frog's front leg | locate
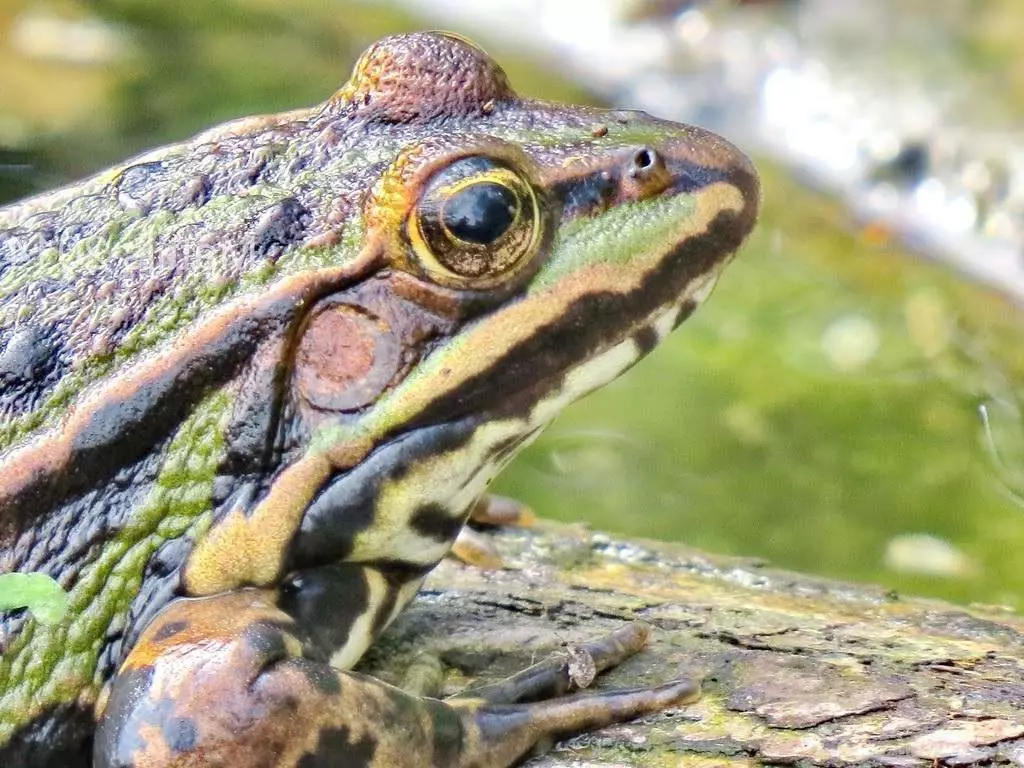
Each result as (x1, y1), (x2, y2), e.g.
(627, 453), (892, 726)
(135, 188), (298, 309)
(95, 573), (695, 768)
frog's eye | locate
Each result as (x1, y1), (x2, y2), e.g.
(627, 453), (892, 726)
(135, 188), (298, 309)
(408, 156), (542, 285)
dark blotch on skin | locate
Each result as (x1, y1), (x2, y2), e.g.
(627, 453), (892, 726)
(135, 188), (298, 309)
(242, 620), (292, 662)
(632, 325), (659, 357)
(164, 717), (199, 753)
(672, 299), (698, 330)
(0, 323), (66, 416)
(296, 725), (377, 768)
(409, 502), (463, 544)
(278, 566), (370, 658)
(249, 198), (311, 259)
(151, 619), (189, 642)
(288, 419), (477, 569)
(93, 665), (159, 766)
(0, 700), (95, 768)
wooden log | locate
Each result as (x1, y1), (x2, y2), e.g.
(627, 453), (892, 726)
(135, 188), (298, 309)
(361, 522), (1024, 767)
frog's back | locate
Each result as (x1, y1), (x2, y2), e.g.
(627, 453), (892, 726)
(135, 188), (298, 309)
(0, 74), (389, 765)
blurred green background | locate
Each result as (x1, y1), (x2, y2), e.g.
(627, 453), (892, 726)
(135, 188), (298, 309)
(3, 0), (1024, 609)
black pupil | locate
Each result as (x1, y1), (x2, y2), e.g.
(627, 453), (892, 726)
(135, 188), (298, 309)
(442, 182), (517, 245)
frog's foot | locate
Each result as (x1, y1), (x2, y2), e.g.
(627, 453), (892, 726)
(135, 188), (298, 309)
(95, 594), (696, 768)
(446, 621), (699, 765)
(451, 494), (536, 568)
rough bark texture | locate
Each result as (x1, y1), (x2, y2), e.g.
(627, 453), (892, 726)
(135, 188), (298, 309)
(361, 523), (1024, 767)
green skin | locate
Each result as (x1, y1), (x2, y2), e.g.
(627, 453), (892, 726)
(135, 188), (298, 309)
(0, 32), (759, 768)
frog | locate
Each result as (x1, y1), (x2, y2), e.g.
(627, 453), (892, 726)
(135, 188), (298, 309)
(0, 31), (759, 768)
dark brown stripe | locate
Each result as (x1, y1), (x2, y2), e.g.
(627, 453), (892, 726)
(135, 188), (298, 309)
(673, 298), (699, 330)
(0, 261), (376, 548)
(632, 325), (659, 357)
(549, 157), (731, 214)
(403, 176), (757, 433)
(409, 502), (463, 544)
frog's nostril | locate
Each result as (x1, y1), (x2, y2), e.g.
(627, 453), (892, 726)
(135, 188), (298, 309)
(630, 148), (671, 178)
(633, 148), (655, 170)
(625, 147), (671, 197)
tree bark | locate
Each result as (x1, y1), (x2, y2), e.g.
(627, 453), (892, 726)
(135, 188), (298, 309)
(361, 523), (1024, 767)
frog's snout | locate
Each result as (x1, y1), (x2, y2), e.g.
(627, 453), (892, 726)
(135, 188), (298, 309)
(658, 126), (761, 216)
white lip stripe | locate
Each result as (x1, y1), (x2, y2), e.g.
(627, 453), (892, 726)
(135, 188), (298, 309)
(651, 304), (679, 342)
(348, 337), (642, 567)
(328, 568), (388, 670)
(690, 270), (720, 306)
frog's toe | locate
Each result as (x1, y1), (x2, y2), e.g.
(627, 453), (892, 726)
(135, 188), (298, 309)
(469, 494), (536, 528)
(95, 597), (693, 768)
(451, 526), (505, 569)
(457, 621), (663, 704)
(415, 622), (699, 767)
(451, 676), (699, 767)
(446, 623), (699, 766)
(450, 495), (537, 569)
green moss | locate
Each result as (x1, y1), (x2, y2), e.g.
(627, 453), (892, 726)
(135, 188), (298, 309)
(0, 388), (230, 739)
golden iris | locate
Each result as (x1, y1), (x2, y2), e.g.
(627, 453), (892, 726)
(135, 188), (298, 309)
(408, 156), (541, 285)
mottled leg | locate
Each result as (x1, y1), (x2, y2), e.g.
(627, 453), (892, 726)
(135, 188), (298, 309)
(451, 494), (536, 568)
(95, 593), (695, 768)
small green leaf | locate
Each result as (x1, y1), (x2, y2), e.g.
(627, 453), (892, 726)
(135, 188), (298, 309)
(0, 572), (69, 624)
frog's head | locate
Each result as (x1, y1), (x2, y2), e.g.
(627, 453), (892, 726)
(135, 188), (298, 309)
(182, 32), (758, 595)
